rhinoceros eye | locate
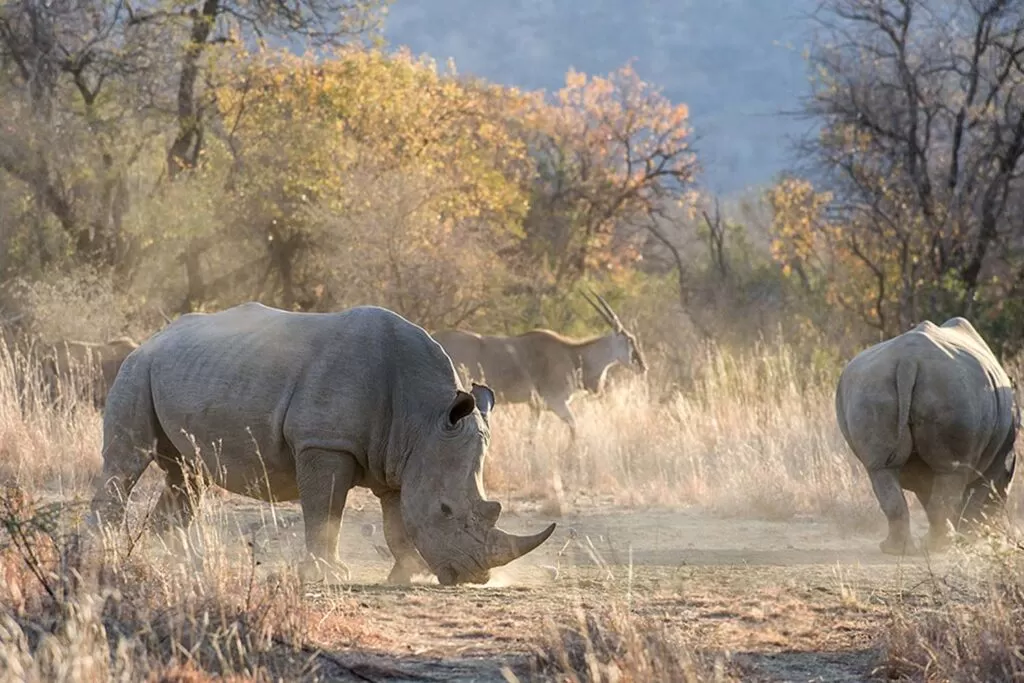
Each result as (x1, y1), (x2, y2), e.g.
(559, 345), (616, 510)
(440, 503), (454, 519)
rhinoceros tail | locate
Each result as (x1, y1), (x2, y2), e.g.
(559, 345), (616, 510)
(887, 358), (918, 467)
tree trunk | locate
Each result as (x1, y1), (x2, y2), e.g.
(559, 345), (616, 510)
(167, 0), (219, 179)
(179, 241), (206, 313)
(642, 218), (714, 342)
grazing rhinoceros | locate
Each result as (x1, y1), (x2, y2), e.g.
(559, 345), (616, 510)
(835, 317), (1019, 555)
(88, 302), (556, 585)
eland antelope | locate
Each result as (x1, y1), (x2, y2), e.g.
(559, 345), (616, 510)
(40, 337), (140, 410)
(432, 291), (647, 443)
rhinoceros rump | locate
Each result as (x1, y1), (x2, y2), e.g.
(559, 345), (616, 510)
(835, 317), (1019, 555)
(88, 302), (556, 585)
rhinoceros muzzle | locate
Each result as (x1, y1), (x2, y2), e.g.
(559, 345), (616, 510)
(434, 522), (557, 586)
(432, 528), (561, 585)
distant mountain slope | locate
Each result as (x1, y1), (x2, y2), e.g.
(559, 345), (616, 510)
(382, 0), (818, 196)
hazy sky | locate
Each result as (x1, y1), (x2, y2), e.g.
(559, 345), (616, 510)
(382, 0), (818, 196)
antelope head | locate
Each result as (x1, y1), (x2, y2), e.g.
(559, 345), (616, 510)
(581, 289), (647, 374)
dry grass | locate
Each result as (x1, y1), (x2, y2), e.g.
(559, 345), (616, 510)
(527, 606), (736, 683)
(0, 341), (102, 497)
(0, 484), (329, 682)
(881, 540), (1024, 682)
(485, 339), (884, 531)
(6, 329), (1024, 681)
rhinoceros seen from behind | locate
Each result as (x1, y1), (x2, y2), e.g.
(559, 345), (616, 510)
(88, 302), (556, 585)
(835, 317), (1019, 555)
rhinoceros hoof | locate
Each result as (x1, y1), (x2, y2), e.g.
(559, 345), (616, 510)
(386, 568), (415, 585)
(879, 536), (918, 556)
(386, 558), (430, 585)
(923, 532), (954, 554)
(298, 558), (351, 585)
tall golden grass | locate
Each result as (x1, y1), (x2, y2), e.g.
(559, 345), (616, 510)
(7, 331), (1020, 534)
(0, 342), (102, 497)
(3, 333), (1024, 681)
(528, 605), (735, 682)
(2, 333), (887, 522)
(484, 339), (884, 527)
(0, 479), (330, 682)
(881, 539), (1024, 681)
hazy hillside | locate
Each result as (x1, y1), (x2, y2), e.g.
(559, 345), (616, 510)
(383, 0), (818, 196)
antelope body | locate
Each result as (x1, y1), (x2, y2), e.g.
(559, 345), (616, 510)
(0, 330), (138, 412)
(41, 337), (139, 410)
(433, 292), (646, 442)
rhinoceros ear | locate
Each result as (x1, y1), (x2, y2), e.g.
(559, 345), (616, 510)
(471, 382), (495, 420)
(446, 390), (477, 428)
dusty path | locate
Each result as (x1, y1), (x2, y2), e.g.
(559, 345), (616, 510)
(186, 487), (948, 682)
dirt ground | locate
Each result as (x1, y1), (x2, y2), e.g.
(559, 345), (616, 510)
(163, 484), (952, 683)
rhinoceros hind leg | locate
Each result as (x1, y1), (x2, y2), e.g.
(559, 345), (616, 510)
(380, 492), (429, 584)
(922, 471), (968, 554)
(869, 468), (917, 555)
(88, 358), (162, 535)
(151, 459), (208, 538)
(149, 478), (208, 572)
(88, 443), (155, 533)
(296, 448), (357, 584)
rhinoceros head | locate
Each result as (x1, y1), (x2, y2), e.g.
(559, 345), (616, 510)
(400, 382), (556, 585)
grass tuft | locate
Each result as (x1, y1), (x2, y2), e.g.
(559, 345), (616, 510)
(0, 486), (325, 682)
(881, 540), (1024, 682)
(484, 340), (886, 532)
(529, 606), (735, 683)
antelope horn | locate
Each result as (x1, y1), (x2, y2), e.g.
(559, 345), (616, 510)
(580, 290), (616, 329)
(0, 313), (25, 327)
(589, 288), (624, 331)
(484, 523), (557, 569)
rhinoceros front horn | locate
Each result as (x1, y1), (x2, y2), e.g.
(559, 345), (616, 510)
(484, 523), (557, 569)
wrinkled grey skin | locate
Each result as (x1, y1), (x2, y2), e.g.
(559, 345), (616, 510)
(88, 302), (556, 585)
(835, 317), (1019, 556)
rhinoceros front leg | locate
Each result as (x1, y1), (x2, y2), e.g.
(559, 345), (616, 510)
(295, 449), (357, 584)
(868, 468), (917, 555)
(379, 491), (429, 584)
